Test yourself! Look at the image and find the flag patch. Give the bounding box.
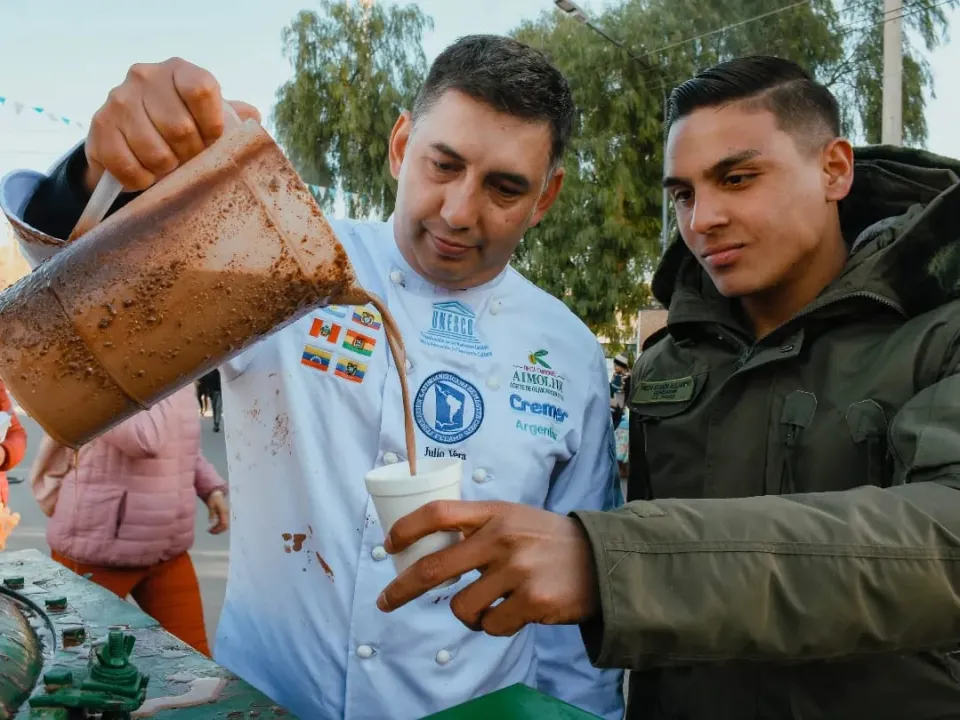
[335,357,367,383]
[352,306,382,331]
[309,317,342,344]
[322,305,349,319]
[343,329,376,357]
[301,346,333,372]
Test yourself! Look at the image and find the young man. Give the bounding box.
[0,36,624,719]
[376,56,960,720]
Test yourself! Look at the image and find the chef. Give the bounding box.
[1,35,624,720]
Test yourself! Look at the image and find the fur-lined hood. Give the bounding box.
[651,145,960,322]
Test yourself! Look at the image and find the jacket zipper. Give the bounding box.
[781,426,799,494]
[790,290,904,324]
[114,492,127,539]
[730,290,903,369]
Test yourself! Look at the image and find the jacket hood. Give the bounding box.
[651,145,960,320]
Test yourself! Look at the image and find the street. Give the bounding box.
[3,407,230,651]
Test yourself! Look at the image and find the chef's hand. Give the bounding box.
[84,57,262,193]
[206,490,229,535]
[376,500,600,637]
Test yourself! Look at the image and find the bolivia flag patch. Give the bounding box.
[343,329,376,357]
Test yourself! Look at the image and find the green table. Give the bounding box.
[424,683,602,719]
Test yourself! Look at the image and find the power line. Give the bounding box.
[626,0,952,98]
[636,0,812,61]
[564,0,872,76]
[560,0,943,96]
[650,0,901,63]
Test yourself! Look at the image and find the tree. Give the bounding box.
[511,0,954,340]
[272,0,433,219]
[271,0,952,341]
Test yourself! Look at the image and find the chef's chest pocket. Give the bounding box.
[630,371,709,499]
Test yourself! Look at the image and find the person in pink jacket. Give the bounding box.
[31,385,228,656]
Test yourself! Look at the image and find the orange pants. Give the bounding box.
[51,550,211,657]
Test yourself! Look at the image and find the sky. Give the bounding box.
[1,0,959,179]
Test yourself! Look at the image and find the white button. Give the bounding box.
[486,376,500,390]
[472,468,489,483]
[435,649,453,665]
[356,645,375,659]
[383,452,400,465]
[371,546,388,561]
[489,300,503,315]
[389,270,405,286]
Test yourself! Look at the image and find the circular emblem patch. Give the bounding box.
[414,371,484,445]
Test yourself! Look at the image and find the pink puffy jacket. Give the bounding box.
[46,386,226,568]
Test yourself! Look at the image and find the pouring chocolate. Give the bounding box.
[0,113,417,473]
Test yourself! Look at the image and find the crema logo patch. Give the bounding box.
[509,394,568,424]
[414,372,484,444]
[420,301,492,357]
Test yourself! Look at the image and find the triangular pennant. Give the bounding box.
[32,106,43,114]
[13,102,24,115]
[0,97,5,105]
[61,117,70,125]
[46,111,58,122]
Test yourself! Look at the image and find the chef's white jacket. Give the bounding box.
[2,166,625,719]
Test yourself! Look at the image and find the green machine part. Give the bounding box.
[27,629,149,718]
[423,684,603,719]
[0,549,292,719]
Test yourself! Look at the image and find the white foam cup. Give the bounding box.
[364,457,464,587]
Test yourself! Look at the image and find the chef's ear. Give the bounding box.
[529,167,565,228]
[389,111,414,180]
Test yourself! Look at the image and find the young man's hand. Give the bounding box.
[377,500,600,637]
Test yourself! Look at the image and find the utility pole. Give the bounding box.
[881,0,903,145]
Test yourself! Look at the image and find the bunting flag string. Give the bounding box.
[0,95,85,129]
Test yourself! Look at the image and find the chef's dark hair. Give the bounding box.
[412,35,575,170]
[667,56,841,149]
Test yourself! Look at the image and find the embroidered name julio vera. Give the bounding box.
[632,376,695,404]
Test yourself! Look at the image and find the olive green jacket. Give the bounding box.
[573,146,960,719]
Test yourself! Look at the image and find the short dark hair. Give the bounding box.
[412,35,575,170]
[666,56,841,149]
